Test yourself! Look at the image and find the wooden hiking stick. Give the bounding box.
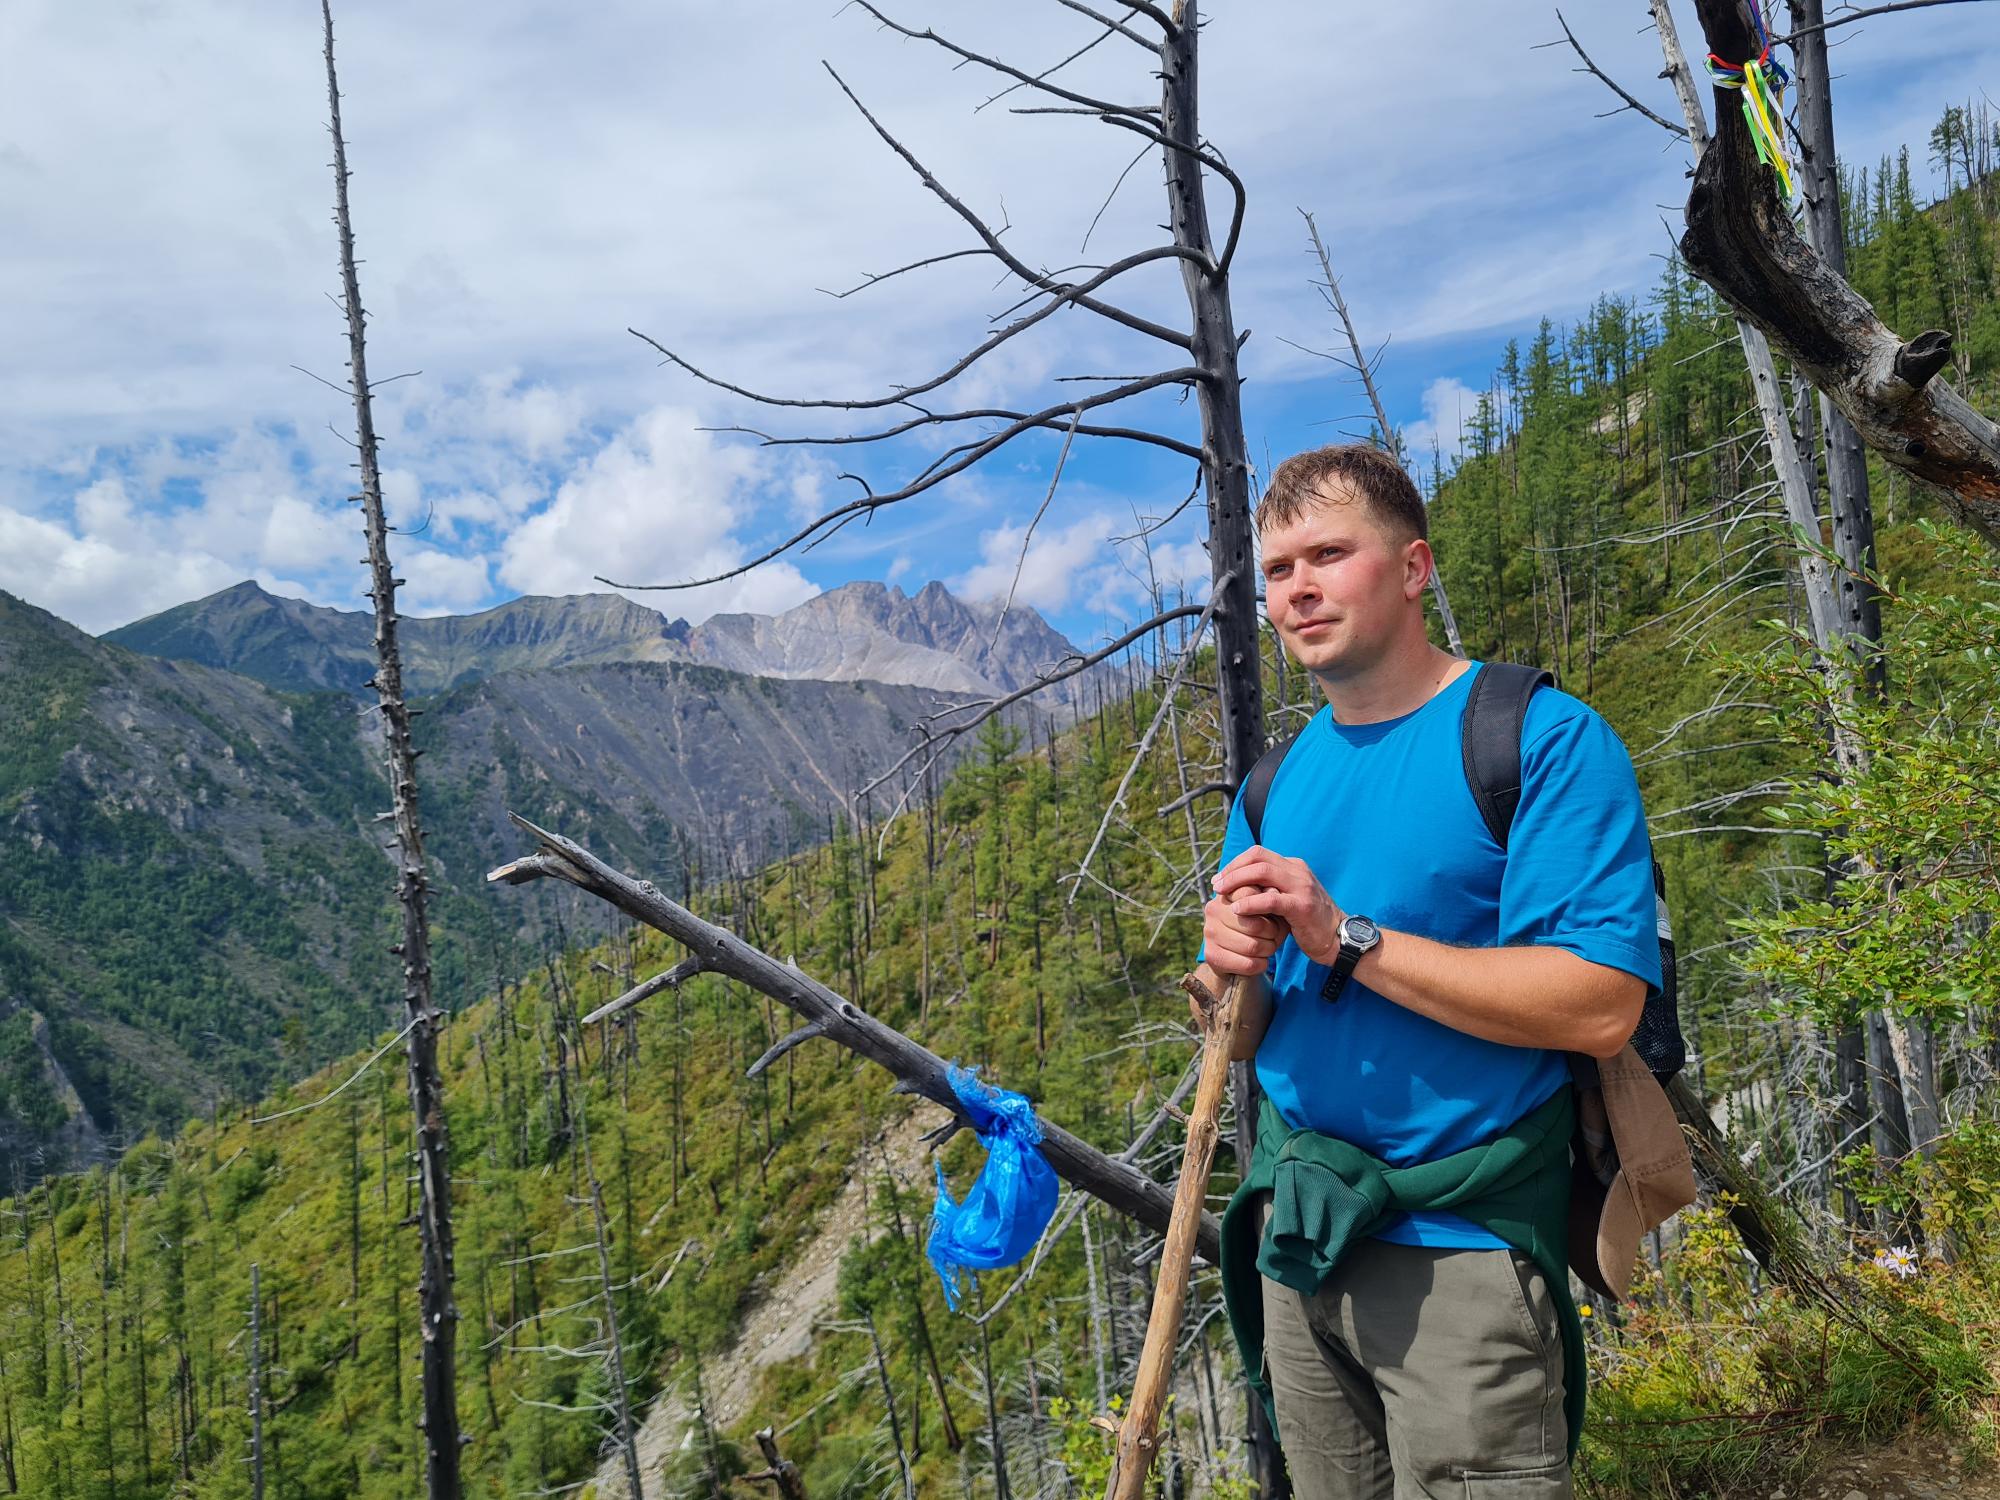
[1103,969,1248,1500]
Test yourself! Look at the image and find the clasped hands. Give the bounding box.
[1201,846,1346,978]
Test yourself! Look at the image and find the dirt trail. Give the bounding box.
[1784,1429,2000,1500]
[592,1107,938,1498]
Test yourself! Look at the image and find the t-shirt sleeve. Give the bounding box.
[1499,705,1662,994]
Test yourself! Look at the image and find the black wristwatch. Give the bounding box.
[1320,914,1381,1002]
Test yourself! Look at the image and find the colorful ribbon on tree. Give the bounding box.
[1705,0,1796,200]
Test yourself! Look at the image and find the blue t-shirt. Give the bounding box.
[1213,662,1661,1249]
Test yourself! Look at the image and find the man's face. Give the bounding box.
[1258,487,1429,677]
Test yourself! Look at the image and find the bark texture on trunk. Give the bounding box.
[1159,9,1286,1490]
[1681,0,2000,546]
[1789,0,1887,688]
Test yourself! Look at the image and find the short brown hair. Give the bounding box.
[1258,443,1426,544]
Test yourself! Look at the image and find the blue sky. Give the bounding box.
[1,0,1993,650]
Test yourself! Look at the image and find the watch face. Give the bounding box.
[1342,915,1379,948]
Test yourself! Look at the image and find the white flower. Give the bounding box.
[1872,1244,1918,1279]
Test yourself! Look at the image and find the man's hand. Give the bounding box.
[1200,862,1289,977]
[1211,847,1345,968]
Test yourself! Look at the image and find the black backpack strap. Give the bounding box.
[1241,730,1302,845]
[1461,663,1555,851]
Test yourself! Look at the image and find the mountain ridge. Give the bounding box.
[104,576,1093,708]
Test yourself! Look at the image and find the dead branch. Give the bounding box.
[1677,0,2000,543]
[578,957,707,1027]
[1772,0,1996,40]
[747,1427,810,1500]
[600,370,1201,593]
[1296,207,1466,654]
[824,61,1192,349]
[709,406,1201,462]
[489,818,1218,1259]
[854,2,1159,124]
[1068,574,1232,899]
[630,242,1197,415]
[1543,10,1689,137]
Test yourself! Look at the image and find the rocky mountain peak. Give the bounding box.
[104,575,1091,705]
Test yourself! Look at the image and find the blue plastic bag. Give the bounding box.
[925,1065,1060,1310]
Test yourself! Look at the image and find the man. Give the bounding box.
[1195,443,1658,1499]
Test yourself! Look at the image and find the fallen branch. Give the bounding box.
[489,816,1216,1259]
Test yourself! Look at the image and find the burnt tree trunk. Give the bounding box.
[1681,0,2000,543]
[1158,10,1286,1492]
[1788,0,1930,1203]
[1647,0,1924,1260]
[320,5,462,1493]
[248,1264,264,1500]
[1788,0,1886,685]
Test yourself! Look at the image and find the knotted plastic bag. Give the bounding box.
[926,1065,1059,1310]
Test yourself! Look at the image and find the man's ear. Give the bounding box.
[1404,539,1435,599]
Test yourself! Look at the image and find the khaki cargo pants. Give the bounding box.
[1260,1236,1570,1499]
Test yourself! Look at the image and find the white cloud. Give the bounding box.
[0,505,241,635]
[399,546,494,616]
[0,433,364,633]
[954,512,1118,612]
[0,0,1988,643]
[258,493,355,575]
[73,477,132,535]
[499,405,816,622]
[1401,377,1484,472]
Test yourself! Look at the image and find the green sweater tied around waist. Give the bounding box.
[1219,1084,1585,1458]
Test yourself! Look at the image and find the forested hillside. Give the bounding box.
[0,596,1009,1178]
[1,119,1997,1500]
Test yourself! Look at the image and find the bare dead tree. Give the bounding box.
[559,5,1290,1487]
[1545,0,1979,1254]
[1646,0,1948,1169]
[1291,208,1465,655]
[1784,0,1949,1180]
[319,4,462,1492]
[747,1427,809,1500]
[248,1263,264,1500]
[1786,0,1884,687]
[1677,0,2000,541]
[576,1084,645,1500]
[865,1313,917,1500]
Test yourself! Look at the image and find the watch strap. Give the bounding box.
[1320,945,1363,1001]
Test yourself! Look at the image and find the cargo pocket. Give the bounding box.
[1459,1459,1571,1496]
